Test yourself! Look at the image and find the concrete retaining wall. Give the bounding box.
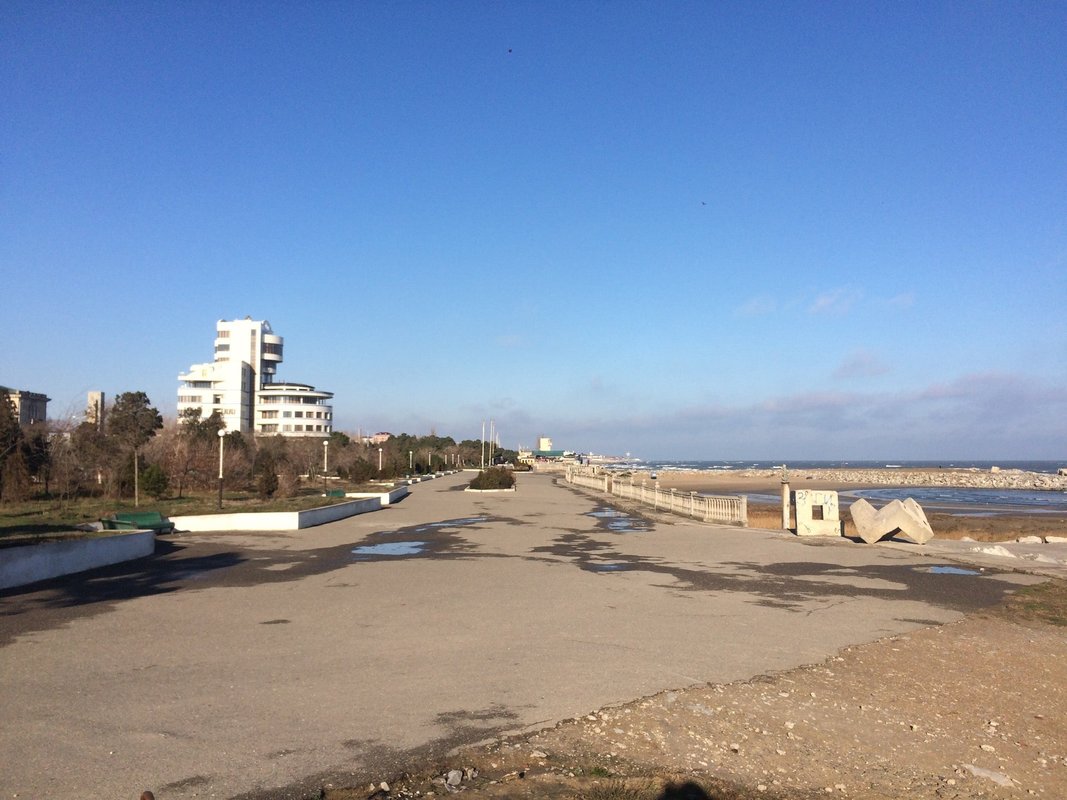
[346,486,410,505]
[0,531,156,591]
[171,497,382,532]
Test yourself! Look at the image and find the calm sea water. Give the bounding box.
[618,459,1065,475]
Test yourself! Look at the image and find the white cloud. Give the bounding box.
[833,350,890,380]
[808,288,862,316]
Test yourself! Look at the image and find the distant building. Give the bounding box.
[518,435,575,464]
[86,391,106,429]
[177,318,334,437]
[1,387,50,426]
[369,432,392,445]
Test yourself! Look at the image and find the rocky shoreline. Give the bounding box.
[681,467,1067,492]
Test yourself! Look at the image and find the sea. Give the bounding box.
[610,459,1064,475]
[595,459,1067,515]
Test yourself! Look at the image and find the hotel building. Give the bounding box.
[177,318,334,437]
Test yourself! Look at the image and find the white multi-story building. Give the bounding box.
[178,318,334,437]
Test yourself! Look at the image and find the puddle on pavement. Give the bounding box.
[352,541,428,558]
[583,562,632,573]
[926,565,983,576]
[586,507,650,533]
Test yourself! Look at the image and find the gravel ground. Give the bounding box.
[320,582,1067,800]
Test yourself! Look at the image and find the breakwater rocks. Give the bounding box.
[728,468,1067,492]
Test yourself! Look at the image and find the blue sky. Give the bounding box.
[2,1,1065,459]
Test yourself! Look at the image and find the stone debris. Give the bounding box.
[963,763,1016,787]
[974,545,1015,558]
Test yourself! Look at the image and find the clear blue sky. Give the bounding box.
[3,1,1065,460]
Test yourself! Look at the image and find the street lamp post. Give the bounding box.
[378,447,383,473]
[323,439,329,496]
[409,450,413,473]
[217,428,226,509]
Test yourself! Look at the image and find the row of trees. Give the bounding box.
[0,389,518,503]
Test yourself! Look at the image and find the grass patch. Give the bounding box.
[997,579,1067,627]
[0,482,397,544]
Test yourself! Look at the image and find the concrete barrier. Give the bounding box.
[346,486,410,505]
[171,497,382,532]
[0,531,156,591]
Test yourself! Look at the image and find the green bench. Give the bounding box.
[326,489,346,498]
[101,511,175,534]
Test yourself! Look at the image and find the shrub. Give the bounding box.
[254,451,280,499]
[469,467,515,490]
[141,463,170,499]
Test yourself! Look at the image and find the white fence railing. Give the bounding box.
[565,467,747,526]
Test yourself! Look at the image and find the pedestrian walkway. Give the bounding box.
[0,472,1044,800]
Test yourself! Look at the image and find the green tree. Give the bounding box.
[107,392,163,500]
[22,429,52,494]
[141,463,170,499]
[0,390,22,498]
[0,449,32,502]
[109,392,164,452]
[254,450,279,499]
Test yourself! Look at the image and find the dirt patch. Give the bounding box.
[312,582,1067,800]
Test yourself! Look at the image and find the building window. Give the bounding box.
[215,343,230,352]
[282,411,291,418]
[213,395,222,404]
[178,395,200,404]
[260,410,278,419]
[260,424,277,433]
[218,330,229,338]
[282,425,292,432]
[294,411,303,418]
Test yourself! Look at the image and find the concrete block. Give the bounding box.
[848,498,884,544]
[795,490,841,536]
[897,498,934,544]
[847,497,934,545]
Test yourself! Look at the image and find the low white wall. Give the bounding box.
[170,497,382,532]
[346,486,410,505]
[0,531,156,591]
[296,497,381,528]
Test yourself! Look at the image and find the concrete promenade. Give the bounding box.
[0,472,1041,799]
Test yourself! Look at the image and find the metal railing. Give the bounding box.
[565,467,747,526]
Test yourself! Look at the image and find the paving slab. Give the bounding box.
[0,473,1044,799]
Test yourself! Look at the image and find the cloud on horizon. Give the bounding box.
[540,371,1067,460]
[833,349,891,380]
